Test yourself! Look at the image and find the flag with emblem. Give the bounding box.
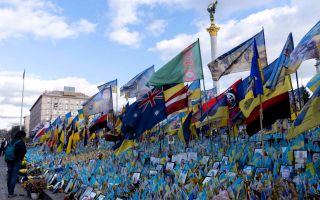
[121,88,167,139]
[147,40,203,87]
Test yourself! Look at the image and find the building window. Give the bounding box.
[53,103,58,109]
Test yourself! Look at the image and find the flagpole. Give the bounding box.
[295,72,302,110]
[116,79,119,114]
[288,75,298,117]
[258,95,264,151]
[20,69,25,131]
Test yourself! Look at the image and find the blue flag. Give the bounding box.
[121,88,167,139]
[83,86,113,116]
[120,65,155,98]
[249,39,264,97]
[97,79,117,92]
[182,111,193,144]
[266,33,294,89]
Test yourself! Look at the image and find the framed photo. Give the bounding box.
[43,169,49,177]
[89,192,97,198]
[293,150,307,170]
[187,152,197,162]
[207,169,218,177]
[64,178,74,193]
[48,174,58,185]
[151,157,160,165]
[202,156,210,165]
[46,173,54,183]
[53,181,63,193]
[149,170,157,176]
[280,165,293,179]
[178,170,188,184]
[221,156,229,164]
[254,148,263,156]
[213,162,220,169]
[244,165,254,176]
[156,164,163,172]
[165,162,175,170]
[96,194,106,200]
[132,172,141,184]
[74,184,86,199]
[167,135,174,145]
[202,176,212,185]
[254,168,268,178]
[80,186,93,200]
[311,151,320,163]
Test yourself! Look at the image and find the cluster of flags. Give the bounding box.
[32,20,320,156]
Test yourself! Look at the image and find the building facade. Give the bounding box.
[29,87,89,131]
[24,115,30,137]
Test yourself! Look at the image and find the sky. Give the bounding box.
[0,0,319,129]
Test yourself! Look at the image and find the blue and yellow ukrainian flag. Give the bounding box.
[306,73,320,92]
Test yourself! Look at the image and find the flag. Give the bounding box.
[120,65,155,98]
[65,112,72,125]
[83,86,113,116]
[112,136,137,156]
[66,130,74,155]
[306,72,320,92]
[200,95,229,127]
[83,127,88,146]
[266,33,294,89]
[240,76,291,136]
[225,79,245,123]
[182,111,193,144]
[121,88,167,139]
[163,83,188,115]
[188,80,201,106]
[97,79,117,93]
[147,40,203,87]
[89,114,111,133]
[78,109,84,120]
[201,87,217,101]
[249,39,264,97]
[286,21,320,74]
[33,122,50,142]
[288,85,320,139]
[208,30,267,81]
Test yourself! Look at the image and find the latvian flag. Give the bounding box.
[163,83,188,115]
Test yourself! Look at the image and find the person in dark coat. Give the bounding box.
[6,131,27,198]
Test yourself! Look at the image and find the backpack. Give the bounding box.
[5,140,20,162]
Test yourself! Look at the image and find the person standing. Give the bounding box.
[5,131,27,198]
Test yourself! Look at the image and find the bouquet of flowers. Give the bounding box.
[24,178,46,193]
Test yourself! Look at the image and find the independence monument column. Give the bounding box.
[207,1,220,95]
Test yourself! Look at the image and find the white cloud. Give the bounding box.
[0,70,126,129]
[0,0,96,40]
[109,27,141,48]
[147,19,167,35]
[150,0,320,91]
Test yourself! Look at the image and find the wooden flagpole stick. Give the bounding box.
[288,74,298,117]
[259,94,264,151]
[295,72,302,110]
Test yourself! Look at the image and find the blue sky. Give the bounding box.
[0,0,319,129]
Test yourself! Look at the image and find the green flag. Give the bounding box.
[148,40,203,87]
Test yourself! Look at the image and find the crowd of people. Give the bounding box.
[22,126,320,200]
